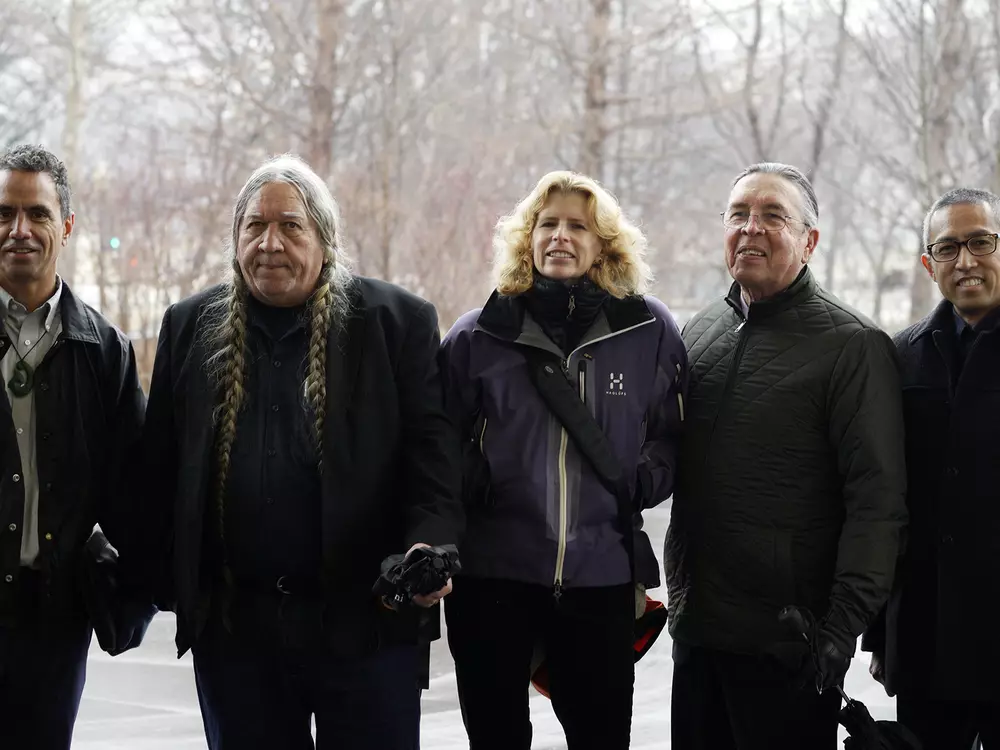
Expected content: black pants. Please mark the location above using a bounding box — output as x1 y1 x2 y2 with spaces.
897 694 1000 750
0 573 93 750
192 592 421 750
671 641 842 750
445 576 635 750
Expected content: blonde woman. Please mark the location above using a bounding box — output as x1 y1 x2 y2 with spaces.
136 155 461 750
440 171 688 749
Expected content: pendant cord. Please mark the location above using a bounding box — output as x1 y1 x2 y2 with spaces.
3 321 52 397
2 321 51 366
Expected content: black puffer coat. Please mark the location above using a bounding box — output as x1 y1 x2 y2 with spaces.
665 267 908 657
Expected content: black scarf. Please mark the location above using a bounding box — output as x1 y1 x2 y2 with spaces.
524 274 609 355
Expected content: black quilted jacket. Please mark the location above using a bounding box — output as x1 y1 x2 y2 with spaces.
664 267 908 657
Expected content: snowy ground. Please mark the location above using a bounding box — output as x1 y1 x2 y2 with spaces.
74 506 896 749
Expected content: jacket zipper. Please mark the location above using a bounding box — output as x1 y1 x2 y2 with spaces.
675 362 685 422
565 319 654 361
553 426 569 602
554 359 587 601
477 317 656 601
704 316 750 464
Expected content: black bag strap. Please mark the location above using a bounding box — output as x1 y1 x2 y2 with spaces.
520 348 636 581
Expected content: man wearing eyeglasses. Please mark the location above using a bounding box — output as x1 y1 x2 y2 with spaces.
862 187 1000 748
666 162 908 749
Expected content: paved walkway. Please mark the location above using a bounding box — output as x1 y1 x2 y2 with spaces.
73 507 896 748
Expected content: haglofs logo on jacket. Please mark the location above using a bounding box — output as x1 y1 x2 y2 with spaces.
607 372 626 396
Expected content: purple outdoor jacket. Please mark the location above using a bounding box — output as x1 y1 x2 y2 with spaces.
440 289 688 590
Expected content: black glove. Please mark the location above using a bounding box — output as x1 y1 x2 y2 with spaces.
778 605 852 694
81 529 157 656
110 597 156 655
372 545 461 610
814 635 851 692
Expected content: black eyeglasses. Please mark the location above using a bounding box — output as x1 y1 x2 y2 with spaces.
926 233 999 262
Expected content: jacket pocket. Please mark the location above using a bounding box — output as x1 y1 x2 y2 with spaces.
714 527 796 612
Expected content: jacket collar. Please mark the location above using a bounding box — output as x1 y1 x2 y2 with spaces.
909 299 961 344
57 281 102 345
0 277 64 331
724 265 817 320
975 304 1000 333
476 287 652 343
910 298 1000 344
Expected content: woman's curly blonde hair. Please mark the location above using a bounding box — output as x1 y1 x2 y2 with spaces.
492 170 652 298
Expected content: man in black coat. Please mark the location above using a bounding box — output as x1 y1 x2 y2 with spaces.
0 145 145 749
136 154 462 750
666 162 908 750
863 187 1000 748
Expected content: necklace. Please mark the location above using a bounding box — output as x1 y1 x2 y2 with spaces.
3 324 50 398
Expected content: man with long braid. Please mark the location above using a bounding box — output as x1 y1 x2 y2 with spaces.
138 154 462 750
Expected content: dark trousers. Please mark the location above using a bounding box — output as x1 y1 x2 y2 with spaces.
192 592 421 750
897 694 1000 750
445 577 635 750
0 573 93 750
671 641 842 750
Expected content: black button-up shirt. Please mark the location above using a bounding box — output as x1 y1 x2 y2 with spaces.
224 298 322 583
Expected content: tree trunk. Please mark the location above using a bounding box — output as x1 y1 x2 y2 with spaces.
580 0 610 180
806 0 850 177
307 0 341 180
824 190 843 293
60 0 87 286
910 0 966 321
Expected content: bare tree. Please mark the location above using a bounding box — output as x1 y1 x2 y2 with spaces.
845 0 972 322
3 0 993 342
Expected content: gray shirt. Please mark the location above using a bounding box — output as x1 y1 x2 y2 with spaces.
0 280 63 567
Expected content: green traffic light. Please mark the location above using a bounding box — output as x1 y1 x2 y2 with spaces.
109 237 120 250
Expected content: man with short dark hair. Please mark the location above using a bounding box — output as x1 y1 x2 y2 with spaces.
863 187 1000 748
666 162 908 749
0 144 145 749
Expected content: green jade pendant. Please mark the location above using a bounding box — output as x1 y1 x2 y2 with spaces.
8 360 33 397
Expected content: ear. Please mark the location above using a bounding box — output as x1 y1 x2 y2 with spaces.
61 212 75 246
802 227 819 262
920 253 936 280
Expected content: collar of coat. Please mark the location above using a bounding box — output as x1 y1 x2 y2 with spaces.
56 281 103 345
0 279 101 346
724 264 817 320
908 297 1000 344
476 285 653 343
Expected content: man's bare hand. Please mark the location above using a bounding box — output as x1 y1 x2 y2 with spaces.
869 652 895 697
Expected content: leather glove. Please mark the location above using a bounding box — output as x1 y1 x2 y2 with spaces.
81 529 157 656
778 606 852 694
813 635 851 692
110 596 157 656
